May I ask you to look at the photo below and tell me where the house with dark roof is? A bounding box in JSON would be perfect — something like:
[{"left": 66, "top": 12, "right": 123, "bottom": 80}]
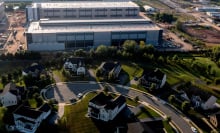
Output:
[
  {"left": 88, "top": 92, "right": 126, "bottom": 122},
  {"left": 98, "top": 62, "right": 121, "bottom": 79},
  {"left": 63, "top": 57, "right": 86, "bottom": 75},
  {"left": 22, "top": 63, "right": 44, "bottom": 77},
  {"left": 139, "top": 68, "right": 166, "bottom": 89},
  {"left": 209, "top": 112, "right": 220, "bottom": 128},
  {"left": 13, "top": 103, "right": 51, "bottom": 133},
  {"left": 0, "top": 83, "right": 24, "bottom": 107}
]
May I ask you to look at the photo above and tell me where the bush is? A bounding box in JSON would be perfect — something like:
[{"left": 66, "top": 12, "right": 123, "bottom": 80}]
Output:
[
  {"left": 96, "top": 68, "right": 101, "bottom": 77},
  {"left": 214, "top": 78, "right": 220, "bottom": 85}
]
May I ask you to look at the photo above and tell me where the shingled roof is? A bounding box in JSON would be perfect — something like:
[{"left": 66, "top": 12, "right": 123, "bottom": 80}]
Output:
[
  {"left": 14, "top": 105, "right": 43, "bottom": 119},
  {"left": 89, "top": 92, "right": 126, "bottom": 110}
]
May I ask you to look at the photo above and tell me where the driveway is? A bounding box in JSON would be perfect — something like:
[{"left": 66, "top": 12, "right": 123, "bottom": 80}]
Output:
[{"left": 43, "top": 81, "right": 195, "bottom": 133}]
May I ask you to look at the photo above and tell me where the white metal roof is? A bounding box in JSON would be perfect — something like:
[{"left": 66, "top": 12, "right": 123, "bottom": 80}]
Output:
[
  {"left": 32, "top": 1, "right": 139, "bottom": 8},
  {"left": 27, "top": 19, "right": 161, "bottom": 33}
]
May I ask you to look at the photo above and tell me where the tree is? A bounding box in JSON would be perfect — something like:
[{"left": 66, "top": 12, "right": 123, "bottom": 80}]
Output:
[
  {"left": 74, "top": 49, "right": 87, "bottom": 57},
  {"left": 176, "top": 20, "right": 184, "bottom": 31},
  {"left": 13, "top": 70, "right": 19, "bottom": 81},
  {"left": 158, "top": 56, "right": 165, "bottom": 63},
  {"left": 207, "top": 64, "right": 212, "bottom": 75},
  {"left": 7, "top": 73, "right": 12, "bottom": 81},
  {"left": 181, "top": 101, "right": 190, "bottom": 113},
  {"left": 172, "top": 54, "right": 179, "bottom": 62},
  {"left": 123, "top": 40, "right": 138, "bottom": 54},
  {"left": 96, "top": 68, "right": 101, "bottom": 77},
  {"left": 103, "top": 85, "right": 109, "bottom": 95},
  {"left": 95, "top": 45, "right": 109, "bottom": 58},
  {"left": 134, "top": 96, "right": 139, "bottom": 102},
  {"left": 1, "top": 75, "right": 7, "bottom": 86},
  {"left": 149, "top": 83, "right": 157, "bottom": 91},
  {"left": 168, "top": 95, "right": 176, "bottom": 103}
]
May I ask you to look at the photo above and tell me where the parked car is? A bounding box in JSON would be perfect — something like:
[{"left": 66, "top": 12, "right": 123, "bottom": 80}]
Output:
[
  {"left": 77, "top": 93, "right": 83, "bottom": 99},
  {"left": 191, "top": 126, "right": 197, "bottom": 133}
]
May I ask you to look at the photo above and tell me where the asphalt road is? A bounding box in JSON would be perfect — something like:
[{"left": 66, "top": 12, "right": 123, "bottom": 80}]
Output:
[{"left": 44, "top": 82, "right": 194, "bottom": 133}]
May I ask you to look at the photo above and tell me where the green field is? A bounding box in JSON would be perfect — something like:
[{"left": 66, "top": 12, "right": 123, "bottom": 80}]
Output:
[
  {"left": 122, "top": 62, "right": 144, "bottom": 80},
  {"left": 60, "top": 92, "right": 99, "bottom": 133},
  {"left": 136, "top": 106, "right": 160, "bottom": 119},
  {"left": 28, "top": 98, "right": 37, "bottom": 108}
]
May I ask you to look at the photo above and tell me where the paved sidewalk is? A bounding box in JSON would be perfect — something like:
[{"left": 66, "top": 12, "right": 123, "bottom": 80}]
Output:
[{"left": 56, "top": 103, "right": 66, "bottom": 122}]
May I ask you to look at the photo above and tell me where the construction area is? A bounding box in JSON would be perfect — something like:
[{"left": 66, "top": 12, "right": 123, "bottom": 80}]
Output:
[
  {"left": 184, "top": 25, "right": 220, "bottom": 45},
  {"left": 0, "top": 10, "right": 26, "bottom": 54}
]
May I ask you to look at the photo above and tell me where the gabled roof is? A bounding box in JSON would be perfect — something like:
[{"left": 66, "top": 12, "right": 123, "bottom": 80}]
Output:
[
  {"left": 147, "top": 68, "right": 165, "bottom": 80},
  {"left": 143, "top": 68, "right": 164, "bottom": 80},
  {"left": 14, "top": 105, "right": 43, "bottom": 119},
  {"left": 38, "top": 103, "right": 51, "bottom": 112},
  {"left": 105, "top": 95, "right": 126, "bottom": 109},
  {"left": 23, "top": 63, "right": 44, "bottom": 74},
  {"left": 100, "top": 62, "right": 120, "bottom": 72},
  {"left": 67, "top": 57, "right": 85, "bottom": 66},
  {"left": 89, "top": 92, "right": 126, "bottom": 110},
  {"left": 90, "top": 92, "right": 113, "bottom": 106},
  {"left": 0, "top": 83, "right": 17, "bottom": 96}
]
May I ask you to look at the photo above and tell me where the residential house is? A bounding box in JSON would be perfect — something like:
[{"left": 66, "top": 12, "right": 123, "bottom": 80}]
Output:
[
  {"left": 0, "top": 83, "right": 24, "bottom": 107},
  {"left": 201, "top": 95, "right": 217, "bottom": 110},
  {"left": 191, "top": 95, "right": 202, "bottom": 108},
  {"left": 191, "top": 95, "right": 217, "bottom": 110},
  {"left": 139, "top": 68, "right": 166, "bottom": 89},
  {"left": 88, "top": 92, "right": 126, "bottom": 122},
  {"left": 98, "top": 62, "right": 121, "bottom": 79},
  {"left": 22, "top": 63, "right": 44, "bottom": 77},
  {"left": 63, "top": 57, "right": 86, "bottom": 75},
  {"left": 13, "top": 103, "right": 51, "bottom": 133},
  {"left": 209, "top": 112, "right": 220, "bottom": 128}
]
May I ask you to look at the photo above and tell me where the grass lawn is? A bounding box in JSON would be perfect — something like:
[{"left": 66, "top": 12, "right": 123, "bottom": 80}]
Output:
[
  {"left": 60, "top": 92, "right": 99, "bottom": 133},
  {"left": 163, "top": 120, "right": 175, "bottom": 133},
  {"left": 0, "top": 107, "right": 6, "bottom": 131},
  {"left": 28, "top": 98, "right": 37, "bottom": 108},
  {"left": 53, "top": 69, "right": 66, "bottom": 82},
  {"left": 0, "top": 83, "right": 3, "bottom": 91},
  {"left": 136, "top": 106, "right": 160, "bottom": 119},
  {"left": 159, "top": 64, "right": 197, "bottom": 86},
  {"left": 122, "top": 62, "right": 144, "bottom": 80},
  {"left": 126, "top": 97, "right": 139, "bottom": 107}
]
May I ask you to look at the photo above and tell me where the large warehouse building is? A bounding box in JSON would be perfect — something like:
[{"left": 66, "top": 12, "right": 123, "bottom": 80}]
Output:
[
  {"left": 0, "top": 2, "right": 5, "bottom": 23},
  {"left": 25, "top": 1, "right": 163, "bottom": 51}
]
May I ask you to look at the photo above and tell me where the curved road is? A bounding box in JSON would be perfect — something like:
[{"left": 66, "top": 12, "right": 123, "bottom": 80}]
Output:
[{"left": 44, "top": 81, "right": 194, "bottom": 133}]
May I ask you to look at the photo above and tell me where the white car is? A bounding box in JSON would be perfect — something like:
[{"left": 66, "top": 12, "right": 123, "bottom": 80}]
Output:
[
  {"left": 77, "top": 93, "right": 83, "bottom": 99},
  {"left": 191, "top": 126, "right": 197, "bottom": 133}
]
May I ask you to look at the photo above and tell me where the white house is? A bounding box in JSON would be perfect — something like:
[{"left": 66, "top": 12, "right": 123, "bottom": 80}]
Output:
[
  {"left": 13, "top": 103, "right": 51, "bottom": 133},
  {"left": 143, "top": 5, "right": 156, "bottom": 13},
  {"left": 201, "top": 95, "right": 217, "bottom": 110},
  {"left": 88, "top": 92, "right": 126, "bottom": 122},
  {"left": 63, "top": 57, "right": 86, "bottom": 75},
  {"left": 191, "top": 95, "right": 217, "bottom": 110},
  {"left": 139, "top": 68, "right": 166, "bottom": 89},
  {"left": 0, "top": 83, "right": 20, "bottom": 107}
]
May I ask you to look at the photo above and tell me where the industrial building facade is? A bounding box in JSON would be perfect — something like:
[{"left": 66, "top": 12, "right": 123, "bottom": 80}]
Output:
[
  {"left": 26, "top": 1, "right": 163, "bottom": 51},
  {"left": 0, "top": 2, "right": 5, "bottom": 23}
]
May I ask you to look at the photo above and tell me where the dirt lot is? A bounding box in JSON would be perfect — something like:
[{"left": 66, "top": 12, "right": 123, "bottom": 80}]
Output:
[
  {"left": 184, "top": 25, "right": 220, "bottom": 44},
  {"left": 3, "top": 10, "right": 26, "bottom": 54}
]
